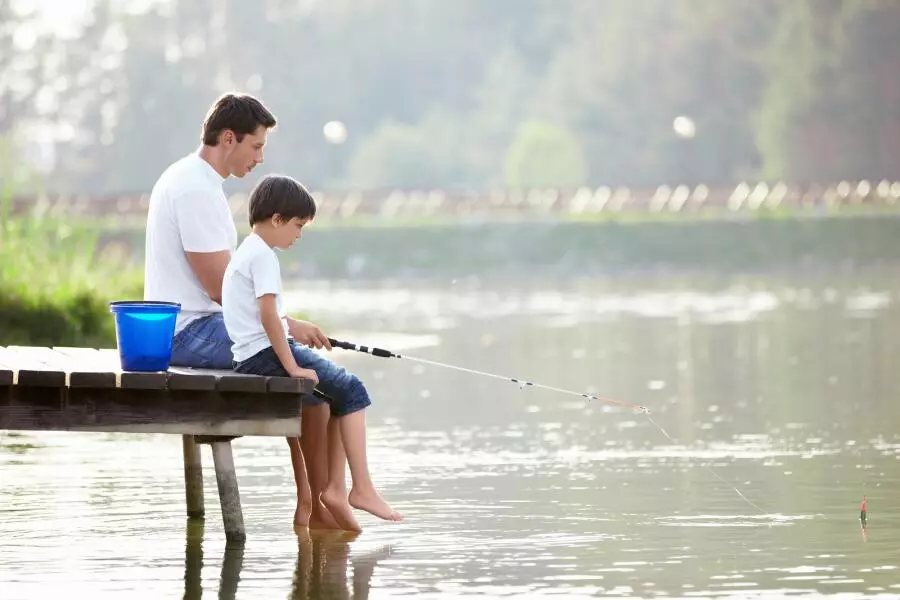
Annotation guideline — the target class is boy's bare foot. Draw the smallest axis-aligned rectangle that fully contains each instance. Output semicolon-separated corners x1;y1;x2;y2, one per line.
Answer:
348;487;403;522
309;499;341;530
321;487;362;532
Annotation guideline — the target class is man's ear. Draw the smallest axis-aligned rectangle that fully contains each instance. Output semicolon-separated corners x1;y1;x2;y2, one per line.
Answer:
221;129;234;146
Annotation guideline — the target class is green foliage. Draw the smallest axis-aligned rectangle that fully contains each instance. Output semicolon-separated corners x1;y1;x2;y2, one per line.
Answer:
345;112;469;188
504;121;587;188
756;0;900;180
0;190;143;347
6;0;900;191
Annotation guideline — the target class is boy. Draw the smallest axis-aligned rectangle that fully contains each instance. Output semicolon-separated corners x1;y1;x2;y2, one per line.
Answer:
222;174;402;530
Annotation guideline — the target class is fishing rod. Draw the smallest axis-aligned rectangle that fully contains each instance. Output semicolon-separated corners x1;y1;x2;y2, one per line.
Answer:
326;337;651;414
327;336;772;516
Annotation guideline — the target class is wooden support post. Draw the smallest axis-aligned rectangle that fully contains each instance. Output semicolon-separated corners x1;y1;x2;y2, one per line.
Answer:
210;440;246;543
182;434;205;518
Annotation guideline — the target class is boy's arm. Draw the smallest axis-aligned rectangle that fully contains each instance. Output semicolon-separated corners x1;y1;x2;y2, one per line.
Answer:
286;316;332;350
258;294;318;383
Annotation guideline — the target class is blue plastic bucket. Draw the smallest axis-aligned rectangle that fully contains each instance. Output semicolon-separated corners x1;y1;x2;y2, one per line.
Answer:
109;301;181;372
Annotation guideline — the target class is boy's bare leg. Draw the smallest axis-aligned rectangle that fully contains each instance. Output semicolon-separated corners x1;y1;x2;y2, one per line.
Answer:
321;410;402;522
319;417;360;531
300;404;340;529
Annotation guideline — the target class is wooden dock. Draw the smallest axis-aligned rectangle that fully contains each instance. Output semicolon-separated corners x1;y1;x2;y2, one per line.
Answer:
0;345;316;542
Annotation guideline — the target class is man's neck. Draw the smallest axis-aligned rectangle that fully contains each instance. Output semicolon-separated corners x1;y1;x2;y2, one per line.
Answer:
197;145;229;179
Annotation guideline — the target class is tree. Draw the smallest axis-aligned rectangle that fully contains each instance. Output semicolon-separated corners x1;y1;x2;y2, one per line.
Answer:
756;0;900;181
344;111;468;189
504;120;587;188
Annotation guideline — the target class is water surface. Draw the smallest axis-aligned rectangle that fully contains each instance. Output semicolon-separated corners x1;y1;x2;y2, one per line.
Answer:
3;274;899;598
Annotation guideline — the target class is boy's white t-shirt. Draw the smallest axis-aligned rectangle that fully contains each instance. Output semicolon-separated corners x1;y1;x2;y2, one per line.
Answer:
222;232;290;363
143;153;238;334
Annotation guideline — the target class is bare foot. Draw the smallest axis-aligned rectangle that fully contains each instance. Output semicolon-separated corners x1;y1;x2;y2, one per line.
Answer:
348;487;403;522
321;487;362;532
309;498;341;530
294;502;311;528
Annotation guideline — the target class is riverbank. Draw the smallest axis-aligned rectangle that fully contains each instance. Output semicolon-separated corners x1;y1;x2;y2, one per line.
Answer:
0;214;142;347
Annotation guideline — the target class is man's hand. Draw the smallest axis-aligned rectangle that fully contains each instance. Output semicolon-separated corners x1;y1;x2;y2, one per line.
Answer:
287;366;319;385
287;317;332;350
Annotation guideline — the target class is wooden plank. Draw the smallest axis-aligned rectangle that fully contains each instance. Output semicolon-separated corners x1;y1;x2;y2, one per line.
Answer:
166;366;259;392
0;386;303;436
43;346;117;388
167;371;217;391
268;376;310;394
93;349;168;389
53;347;121;387
168;365;311;394
1;346;66;387
215;373;268;393
53;346;156;390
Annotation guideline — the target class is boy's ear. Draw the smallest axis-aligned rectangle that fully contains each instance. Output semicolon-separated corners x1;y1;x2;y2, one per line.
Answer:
271;213;284;226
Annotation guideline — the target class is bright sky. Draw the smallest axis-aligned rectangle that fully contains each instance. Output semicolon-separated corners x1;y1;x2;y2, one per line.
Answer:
17;0;92;36
19;0;163;36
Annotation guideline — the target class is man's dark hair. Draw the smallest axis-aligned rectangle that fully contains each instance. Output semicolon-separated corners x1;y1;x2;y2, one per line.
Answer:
201;93;277;146
248;174;317;226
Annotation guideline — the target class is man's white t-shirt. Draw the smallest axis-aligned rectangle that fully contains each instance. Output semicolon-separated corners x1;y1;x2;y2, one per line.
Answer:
144;153;238;334
222;232;290;363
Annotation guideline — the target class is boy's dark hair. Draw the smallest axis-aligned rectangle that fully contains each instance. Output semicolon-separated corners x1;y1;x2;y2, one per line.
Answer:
248;174;317;226
201;93;277;146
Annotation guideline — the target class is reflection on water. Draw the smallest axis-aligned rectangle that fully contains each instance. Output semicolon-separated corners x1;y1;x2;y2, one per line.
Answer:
3;274;900;598
181;520;390;600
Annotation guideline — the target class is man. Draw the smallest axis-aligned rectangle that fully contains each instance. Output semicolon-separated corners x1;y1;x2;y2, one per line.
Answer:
143;92;346;530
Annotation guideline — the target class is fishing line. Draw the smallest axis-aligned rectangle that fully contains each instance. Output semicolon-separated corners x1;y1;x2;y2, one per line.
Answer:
327;337;767;516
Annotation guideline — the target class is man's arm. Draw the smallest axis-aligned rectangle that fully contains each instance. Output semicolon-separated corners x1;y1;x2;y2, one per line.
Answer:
185;250;230;305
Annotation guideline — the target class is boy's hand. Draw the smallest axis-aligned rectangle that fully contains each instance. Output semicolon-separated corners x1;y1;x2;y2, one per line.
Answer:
287;317;332;350
288;366;319;385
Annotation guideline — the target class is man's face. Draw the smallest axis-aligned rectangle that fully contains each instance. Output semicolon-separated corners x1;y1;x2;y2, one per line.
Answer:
224;125;268;178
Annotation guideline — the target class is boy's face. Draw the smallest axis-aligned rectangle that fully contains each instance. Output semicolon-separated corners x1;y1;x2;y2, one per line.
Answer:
223;125;268;178
272;216;310;249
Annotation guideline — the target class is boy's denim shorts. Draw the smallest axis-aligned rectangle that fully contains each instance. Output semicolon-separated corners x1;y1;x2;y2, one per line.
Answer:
233;340;372;418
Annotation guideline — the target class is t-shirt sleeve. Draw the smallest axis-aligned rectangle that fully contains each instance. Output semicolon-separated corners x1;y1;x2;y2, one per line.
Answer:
175;189;234;253
248;251;281;298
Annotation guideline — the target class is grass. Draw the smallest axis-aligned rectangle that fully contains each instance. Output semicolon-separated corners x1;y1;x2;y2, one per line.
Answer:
0;188;143;348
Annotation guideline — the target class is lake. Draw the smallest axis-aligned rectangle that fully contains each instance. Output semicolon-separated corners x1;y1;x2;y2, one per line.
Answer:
2;270;900;599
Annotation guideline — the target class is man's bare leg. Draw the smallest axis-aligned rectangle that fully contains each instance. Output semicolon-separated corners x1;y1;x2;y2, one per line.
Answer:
300;403;340;529
321;410;402;523
319;417;360;531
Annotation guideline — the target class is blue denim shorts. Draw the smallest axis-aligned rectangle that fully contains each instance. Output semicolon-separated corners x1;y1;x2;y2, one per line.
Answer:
233;341;372;418
170;313;234;369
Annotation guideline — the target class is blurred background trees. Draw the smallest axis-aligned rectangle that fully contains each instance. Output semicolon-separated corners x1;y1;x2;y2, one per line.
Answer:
2;0;899;194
